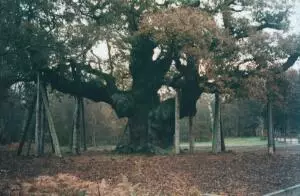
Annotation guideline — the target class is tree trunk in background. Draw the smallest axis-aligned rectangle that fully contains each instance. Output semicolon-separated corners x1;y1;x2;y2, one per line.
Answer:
17;95;36;156
27;127;34;156
174;90;180;154
284;112;287;143
189;115;194;153
267;101;274;154
69;126;73;151
35;73;41;157
256;117;264;138
220;104;226;152
41;85;62;157
116;122;130;151
93;128;96;147
212;93;221;154
207;99;214;139
72;97;80;155
236;100;240;137
80;98;87;151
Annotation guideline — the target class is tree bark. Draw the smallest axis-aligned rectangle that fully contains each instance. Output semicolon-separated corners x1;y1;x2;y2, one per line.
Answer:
41;85;62;157
116;98;175;153
128;105;149;152
174;90;180;154
35;73;41;157
17;95;36;156
106;39;114;75
267;101;274;154
116;106;149;153
189;115;194;153
72;97;80;155
80;98;87;151
212;93;221;154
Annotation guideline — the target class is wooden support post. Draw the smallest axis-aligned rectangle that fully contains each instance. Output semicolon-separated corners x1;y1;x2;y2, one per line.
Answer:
174;90;180;154
41;85;62;157
17;95;36;156
72;97;80;155
267;101;274;154
212;92;221;154
80;98;87;151
35;73;41;157
39;102;45;155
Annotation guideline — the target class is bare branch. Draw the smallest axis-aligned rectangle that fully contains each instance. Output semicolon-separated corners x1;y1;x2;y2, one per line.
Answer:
281;53;300;72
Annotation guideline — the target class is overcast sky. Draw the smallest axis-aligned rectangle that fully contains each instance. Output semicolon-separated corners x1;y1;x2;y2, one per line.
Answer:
290;1;300;33
289;1;300;69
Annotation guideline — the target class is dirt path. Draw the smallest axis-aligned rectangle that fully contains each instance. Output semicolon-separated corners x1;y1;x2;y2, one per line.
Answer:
1;145;300;195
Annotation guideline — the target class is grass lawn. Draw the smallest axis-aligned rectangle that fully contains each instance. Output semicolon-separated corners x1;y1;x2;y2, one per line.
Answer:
59;137;298;153
181;137;267;147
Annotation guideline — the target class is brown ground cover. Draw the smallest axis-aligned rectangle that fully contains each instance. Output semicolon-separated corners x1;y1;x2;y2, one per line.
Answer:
1;145;300;195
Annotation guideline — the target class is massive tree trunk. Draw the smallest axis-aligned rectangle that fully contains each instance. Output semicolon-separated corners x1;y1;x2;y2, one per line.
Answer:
212;92;221;154
116;104;150;153
115;36;175;153
267;101;274;154
129;105;149;151
116;97;176;153
116;98;176;153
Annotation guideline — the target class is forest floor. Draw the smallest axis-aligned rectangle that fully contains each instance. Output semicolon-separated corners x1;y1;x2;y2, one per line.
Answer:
1;145;300;196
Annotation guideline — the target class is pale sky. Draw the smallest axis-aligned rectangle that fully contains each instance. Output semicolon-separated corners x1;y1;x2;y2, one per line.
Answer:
290;1;300;34
289;1;300;69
